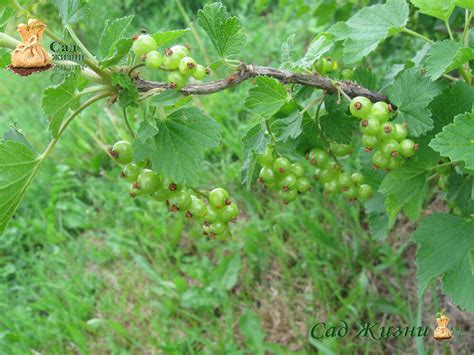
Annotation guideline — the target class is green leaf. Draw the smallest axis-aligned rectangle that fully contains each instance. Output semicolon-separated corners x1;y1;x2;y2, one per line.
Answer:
42;74;79;138
456;0;474;11
330;0;409;63
212;253;241;291
364;193;392;241
0;140;40;234
429;110;474;170
150;90;183;107
241;123;271;189
280;33;295;69
387;68;441;137
271;112;303;142
429;81;474;133
151;29;190;47
410;0;455;21
292;33;333;69
424;40;474;80
3;127;36;153
447;173;473;215
197;2;246;60
379;148;438;223
245;77;288;118
111;73;138;107
51;0;89;26
412;214;474;312
146;107;221;184
0;48;10;68
320;111;355;144
352;68;379;91
99;38;133;68
99;15;134;59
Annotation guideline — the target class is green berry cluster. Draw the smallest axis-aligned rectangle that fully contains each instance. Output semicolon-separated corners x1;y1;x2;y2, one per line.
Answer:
308;146;373;201
256;146;312;204
132;34;208;90
349;97;418;170
110;140;238;239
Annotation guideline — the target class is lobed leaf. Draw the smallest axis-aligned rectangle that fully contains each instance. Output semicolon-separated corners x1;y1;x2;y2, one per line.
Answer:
245;77;288;118
271;112;303;143
99;15;134;59
51;0;89;26
424;40;474;80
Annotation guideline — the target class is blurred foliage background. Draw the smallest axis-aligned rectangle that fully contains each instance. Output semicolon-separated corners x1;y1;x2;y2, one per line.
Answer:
0;0;472;353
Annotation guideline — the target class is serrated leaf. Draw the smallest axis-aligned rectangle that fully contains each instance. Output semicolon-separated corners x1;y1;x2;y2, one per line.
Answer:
3;127;36;152
245;77;288;118
447;173;473;215
292;33;333;69
99;38;133;68
352;68;379;91
410;0;455;21
429;81;474;133
412;214;474;312
150;90;183;107
456;0;474;11
429;110;474;169
271;112;303;142
143;107;221;184
387;68;441;137
197;2;246;60
379;148;438;223
425;40;474;80
319;111;355;144
280;33;295;70
51;0;89;26
42;74;79;138
151;29;190;47
241;123;270;189
330;0;409;63
99;15;134;59
0;140;40;234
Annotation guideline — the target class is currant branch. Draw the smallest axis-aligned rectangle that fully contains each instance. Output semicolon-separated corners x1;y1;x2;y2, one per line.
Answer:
134;64;389;103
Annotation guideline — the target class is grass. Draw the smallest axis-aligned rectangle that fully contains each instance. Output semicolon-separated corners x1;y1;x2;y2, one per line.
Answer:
1;0;472;354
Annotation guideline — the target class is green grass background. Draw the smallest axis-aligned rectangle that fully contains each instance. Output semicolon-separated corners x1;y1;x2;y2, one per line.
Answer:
0;0;471;353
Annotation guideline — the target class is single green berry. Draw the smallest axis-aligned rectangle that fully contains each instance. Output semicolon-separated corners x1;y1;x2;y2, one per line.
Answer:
279;189;298;204
221;203;239;223
358;184;373;200
341;68;353;80
350;96;372;119
372;150;390;169
209;188;230;209
394;123;408;142
210;222;226;235
163;46;188;70
193;64;207;80
279;173;297;191
320;168;338;184
291;162;306;178
338;172;353;189
400;139;418;158
380;122;395;140
343;185;358;200
121;163;142;183
256;146;273;167
137;169;161;195
371;101;390;123
204;207;220;224
110;140;133;165
360;117;380;136
259;166;276;184
187;196;207;219
153;186;172;202
169;190;192;211
273;157;292;174
324;180;340;194
144;50;162;69
312;167;323;180
308;149;329;167
380;139;400;158
178;56;197;76
331;143;352;157
132;34;157;58
351;172;364;185
361;135;379;150
387;157;402;170
167;71;188;90
296;177;311;193
170;45;190;57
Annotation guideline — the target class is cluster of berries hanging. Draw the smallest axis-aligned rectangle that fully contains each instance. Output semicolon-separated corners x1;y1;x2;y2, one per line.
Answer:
132;33;208;89
110;141;238;239
308;144;373;201
256;146;312;204
349;97;418;170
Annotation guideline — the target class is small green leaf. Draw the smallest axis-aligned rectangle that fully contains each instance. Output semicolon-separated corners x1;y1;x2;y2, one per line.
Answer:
99;38;133;68
330;0;409;63
151;29;190;47
412;214;474;312
292;33;333;69
0;140;40;234
241;123;271;189
143;107;221;183
99;15;134;59
51;0;89;26
197;2;246;60
387;68;441;137
280;33;295;69
424;40;474;80
42;74;79;138
271;112;303;142
111;73;138;107
429;110;474;170
410;0;455;21
245;77;288;118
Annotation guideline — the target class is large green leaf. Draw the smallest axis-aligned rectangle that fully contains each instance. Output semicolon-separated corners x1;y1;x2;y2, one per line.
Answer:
412;214;474;312
429;110;474;170
330;0;409;63
245;77;288;118
0;140;40;234
99;15;134;58
42;74;79;138
410;0;455;21
456;0;474;11
424;40;474;80
387;68;441;137
197;2;246;60
51;0;89;26
139;107;221;184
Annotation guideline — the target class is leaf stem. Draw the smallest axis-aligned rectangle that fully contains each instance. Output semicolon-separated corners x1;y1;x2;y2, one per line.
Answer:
128;63;146;75
402;28;434;44
123;107;135;139
76;84;114;97
462;11;473;47
444;20;454;41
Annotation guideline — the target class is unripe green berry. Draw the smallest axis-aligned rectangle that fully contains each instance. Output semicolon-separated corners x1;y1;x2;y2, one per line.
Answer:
296;177;311;193
209;188;230;209
350;96;372;119
400;139;418;158
371;101;390;123
358;184;373;200
351;172;364;185
121;163;142;182
111;140;133;165
360;118;380;136
193;64;207;80
279;189;298;204
167;71;188;90
132;34;157;58
137;169;161;195
279;173;297;191
273;157;291;174
308;149;329;167
144;50;163;69
178;56;197;76
372;150;390;169
338;172;353;189
259;166;276;184
361;135;379;150
394;123;408;142
257;146;273;167
291;162;306;178
221;203;239;222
